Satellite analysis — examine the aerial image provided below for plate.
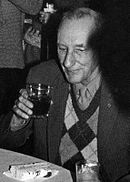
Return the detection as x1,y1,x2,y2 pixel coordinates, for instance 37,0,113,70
3,170,58,182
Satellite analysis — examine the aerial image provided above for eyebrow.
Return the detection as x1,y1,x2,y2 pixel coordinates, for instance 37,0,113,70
57,43,88,50
75,44,84,47
75,44,88,50
57,43,66,47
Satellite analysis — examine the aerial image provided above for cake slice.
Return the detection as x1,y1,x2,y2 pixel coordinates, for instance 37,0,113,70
9,162,52,180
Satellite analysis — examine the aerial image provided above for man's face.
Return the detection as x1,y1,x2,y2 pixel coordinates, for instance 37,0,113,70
57,17,98,85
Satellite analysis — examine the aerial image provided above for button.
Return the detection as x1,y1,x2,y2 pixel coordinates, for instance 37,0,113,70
107,103,111,108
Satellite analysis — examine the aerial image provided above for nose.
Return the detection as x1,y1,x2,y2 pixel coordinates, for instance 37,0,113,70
63,51,75,68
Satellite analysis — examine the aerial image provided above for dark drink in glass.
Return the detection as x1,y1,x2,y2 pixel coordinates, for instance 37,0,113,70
26,83,52,118
29,95,51,117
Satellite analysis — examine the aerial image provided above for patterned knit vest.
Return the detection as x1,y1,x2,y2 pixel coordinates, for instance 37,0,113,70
58,86,101,173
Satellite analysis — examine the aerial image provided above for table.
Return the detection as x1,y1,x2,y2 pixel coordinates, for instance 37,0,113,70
0,148,73,182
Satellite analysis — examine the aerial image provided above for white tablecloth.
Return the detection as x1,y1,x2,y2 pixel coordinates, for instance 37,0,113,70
0,148,73,182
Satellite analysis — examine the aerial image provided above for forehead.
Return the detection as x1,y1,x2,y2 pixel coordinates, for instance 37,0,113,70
57,16,96,46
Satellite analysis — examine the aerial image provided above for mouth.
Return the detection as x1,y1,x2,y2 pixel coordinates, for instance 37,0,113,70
66,69,81,74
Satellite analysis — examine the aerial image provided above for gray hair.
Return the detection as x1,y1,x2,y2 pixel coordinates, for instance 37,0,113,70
58,7,104,33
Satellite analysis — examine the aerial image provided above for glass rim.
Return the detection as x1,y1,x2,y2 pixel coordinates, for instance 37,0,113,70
26,83,53,89
76,159,99,166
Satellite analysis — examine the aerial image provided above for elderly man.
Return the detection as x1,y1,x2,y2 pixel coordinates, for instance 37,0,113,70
0,7,130,182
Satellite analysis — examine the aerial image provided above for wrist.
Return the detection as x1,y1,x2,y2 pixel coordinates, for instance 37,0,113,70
10,115,28,132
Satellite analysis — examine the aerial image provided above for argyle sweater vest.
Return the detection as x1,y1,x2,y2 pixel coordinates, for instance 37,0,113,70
58,87,101,173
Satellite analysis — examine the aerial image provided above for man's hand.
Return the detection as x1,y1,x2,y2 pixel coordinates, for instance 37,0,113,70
10,89,34,131
13,89,33,119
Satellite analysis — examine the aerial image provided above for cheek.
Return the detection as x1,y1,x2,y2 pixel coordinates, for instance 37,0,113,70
82,62,93,77
58,52,65,64
83,54,96,70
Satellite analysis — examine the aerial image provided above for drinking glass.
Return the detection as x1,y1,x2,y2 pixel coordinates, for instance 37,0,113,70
26,83,52,118
76,159,100,182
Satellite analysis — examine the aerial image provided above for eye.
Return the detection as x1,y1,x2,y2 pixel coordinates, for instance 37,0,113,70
58,45,67,54
74,48,86,56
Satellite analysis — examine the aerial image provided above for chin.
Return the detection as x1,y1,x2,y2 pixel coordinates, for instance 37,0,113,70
66,77,81,84
65,72,82,84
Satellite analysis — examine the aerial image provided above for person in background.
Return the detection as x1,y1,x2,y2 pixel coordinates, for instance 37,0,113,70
0,7,130,182
0,0,43,114
24,14,42,68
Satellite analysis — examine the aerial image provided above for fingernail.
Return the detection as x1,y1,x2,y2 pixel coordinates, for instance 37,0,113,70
29,110,33,115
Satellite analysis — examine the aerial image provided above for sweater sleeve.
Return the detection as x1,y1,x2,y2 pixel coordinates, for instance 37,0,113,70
8,0,43,15
0,112,33,150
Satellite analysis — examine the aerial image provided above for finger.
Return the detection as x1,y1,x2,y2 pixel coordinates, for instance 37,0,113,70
19,95,33,108
19,88,26,94
13,105,31,120
28,26,33,32
19,89,28,99
31,29,35,34
17,101,33,115
14,97,33,116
